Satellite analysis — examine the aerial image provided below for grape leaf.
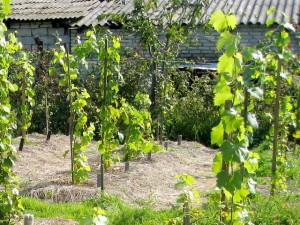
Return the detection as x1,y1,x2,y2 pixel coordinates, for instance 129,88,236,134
217,31,239,56
221,140,249,163
226,14,237,30
209,10,226,32
222,109,243,134
211,122,224,145
214,80,234,106
247,112,259,129
209,10,237,32
218,53,234,74
212,152,223,175
248,87,263,99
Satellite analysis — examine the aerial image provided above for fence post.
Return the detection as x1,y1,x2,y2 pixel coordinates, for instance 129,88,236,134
177,135,182,146
147,152,152,161
183,202,190,225
164,141,168,150
125,161,130,171
24,214,34,225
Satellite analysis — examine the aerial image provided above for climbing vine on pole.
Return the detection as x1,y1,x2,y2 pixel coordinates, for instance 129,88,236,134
0,0,24,223
50,41,95,184
209,10,260,224
262,19,298,195
73,28,159,190
15,52,35,151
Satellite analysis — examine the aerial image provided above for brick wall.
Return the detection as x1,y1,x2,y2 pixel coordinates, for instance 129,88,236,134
9,22,299,61
72,24,299,62
7,21,71,51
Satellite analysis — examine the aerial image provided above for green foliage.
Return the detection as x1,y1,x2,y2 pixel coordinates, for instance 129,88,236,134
73,28,157,179
257,21,299,195
251,193,300,224
50,41,95,184
209,10,237,32
166,74,219,146
102,0,208,142
209,10,261,224
0,2,23,223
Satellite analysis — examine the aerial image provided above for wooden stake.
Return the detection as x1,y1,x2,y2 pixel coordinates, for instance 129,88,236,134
19,70,26,151
177,135,182,145
46,130,52,141
147,152,152,161
66,44,74,184
164,141,168,150
183,202,190,225
220,100,232,222
271,60,281,196
24,214,34,225
19,138,25,151
100,154,104,190
125,161,130,171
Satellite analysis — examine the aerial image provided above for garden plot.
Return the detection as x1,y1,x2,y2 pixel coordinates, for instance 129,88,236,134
13,134,216,209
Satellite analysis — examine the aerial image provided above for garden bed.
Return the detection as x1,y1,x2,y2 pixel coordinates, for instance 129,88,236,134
13,134,217,209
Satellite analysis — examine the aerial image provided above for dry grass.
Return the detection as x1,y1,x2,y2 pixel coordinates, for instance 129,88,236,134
13,134,216,209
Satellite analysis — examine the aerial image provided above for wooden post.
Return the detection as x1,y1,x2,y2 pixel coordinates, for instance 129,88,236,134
164,141,168,150
97,154,105,190
19,138,25,151
45,91,50,140
183,202,190,225
19,70,26,151
97,173,101,188
177,135,182,145
100,154,104,190
271,60,282,196
147,152,152,161
125,161,130,171
46,130,52,141
66,44,75,184
220,100,232,222
24,214,34,225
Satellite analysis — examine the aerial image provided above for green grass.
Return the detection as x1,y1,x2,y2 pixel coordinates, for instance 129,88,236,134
250,193,300,225
21,197,93,221
22,193,180,225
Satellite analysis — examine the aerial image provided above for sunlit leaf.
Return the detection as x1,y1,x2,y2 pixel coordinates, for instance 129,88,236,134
211,122,224,145
212,153,223,175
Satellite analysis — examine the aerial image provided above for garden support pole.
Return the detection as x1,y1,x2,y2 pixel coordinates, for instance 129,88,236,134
177,135,182,146
183,202,190,225
19,70,26,151
220,100,232,222
24,214,34,225
66,45,74,184
99,38,109,191
271,60,281,196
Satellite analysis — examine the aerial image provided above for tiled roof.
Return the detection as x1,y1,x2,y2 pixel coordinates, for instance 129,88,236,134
8,0,300,26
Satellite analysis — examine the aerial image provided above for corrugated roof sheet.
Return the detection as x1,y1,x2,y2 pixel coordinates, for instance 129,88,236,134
200,0,299,25
74,0,300,26
74,0,135,27
8,0,300,26
9,0,97,21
